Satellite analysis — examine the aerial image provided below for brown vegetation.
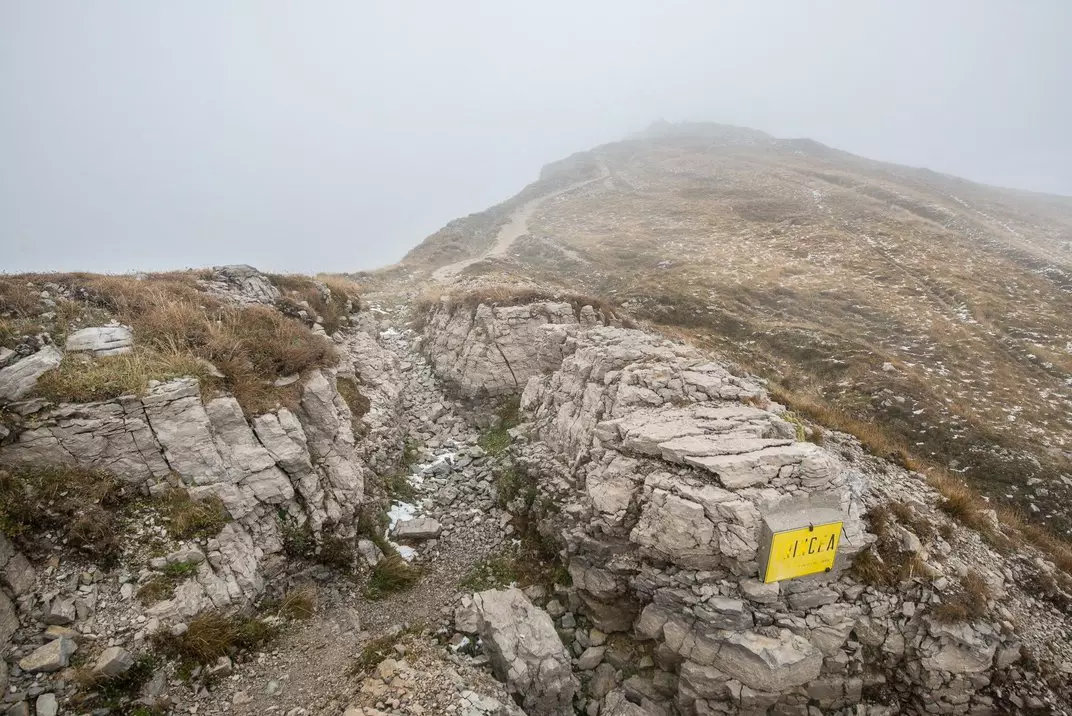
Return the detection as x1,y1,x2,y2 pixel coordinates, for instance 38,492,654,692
6,271,338,415
149,611,277,665
269,273,361,335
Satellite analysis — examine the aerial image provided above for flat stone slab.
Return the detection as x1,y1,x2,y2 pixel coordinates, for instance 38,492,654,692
393,517,442,540
65,325,134,356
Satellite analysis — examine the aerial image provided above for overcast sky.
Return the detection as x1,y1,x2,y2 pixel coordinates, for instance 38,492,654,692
2,1,1070,274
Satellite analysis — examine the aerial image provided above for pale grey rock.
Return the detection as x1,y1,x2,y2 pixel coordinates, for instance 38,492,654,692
65,325,133,356
204,265,281,305
92,646,135,676
43,597,76,625
470,588,577,715
422,300,584,398
357,538,384,566
19,637,77,673
710,629,822,692
602,690,653,716
3,551,35,596
740,579,780,605
576,645,606,670
0,345,62,402
35,694,58,716
393,517,442,540
455,595,481,634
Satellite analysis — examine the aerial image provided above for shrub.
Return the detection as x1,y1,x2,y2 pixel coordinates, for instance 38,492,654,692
276,584,318,620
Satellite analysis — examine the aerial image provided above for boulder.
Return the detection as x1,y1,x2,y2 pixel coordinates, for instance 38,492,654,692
18,637,77,673
64,325,133,356
0,345,62,402
393,517,442,540
470,588,577,715
92,646,135,677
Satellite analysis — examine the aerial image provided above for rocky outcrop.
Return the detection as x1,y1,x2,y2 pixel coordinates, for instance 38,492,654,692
200,264,281,305
458,588,577,716
419,299,620,400
0,344,397,624
426,299,1039,715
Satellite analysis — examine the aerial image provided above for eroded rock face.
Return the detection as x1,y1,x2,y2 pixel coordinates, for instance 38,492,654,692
0,337,398,623
468,588,577,716
200,264,281,305
420,300,591,399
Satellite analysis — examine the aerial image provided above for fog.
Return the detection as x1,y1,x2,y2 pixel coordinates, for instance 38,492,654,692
2,1,1070,274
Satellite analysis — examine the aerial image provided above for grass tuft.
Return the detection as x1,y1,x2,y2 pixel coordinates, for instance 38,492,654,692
276,584,318,620
163,490,229,541
149,611,278,666
365,554,421,600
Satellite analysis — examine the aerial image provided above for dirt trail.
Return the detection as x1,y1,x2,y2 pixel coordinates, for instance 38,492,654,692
432,166,608,281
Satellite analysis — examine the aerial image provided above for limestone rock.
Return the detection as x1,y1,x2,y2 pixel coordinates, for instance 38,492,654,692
470,588,577,715
0,345,62,402
19,637,77,673
65,325,133,356
35,695,58,716
710,629,822,692
0,591,16,646
92,646,135,676
393,517,442,540
204,265,281,305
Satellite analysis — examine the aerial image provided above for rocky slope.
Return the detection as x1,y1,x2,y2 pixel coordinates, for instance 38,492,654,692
2,263,1072,716
396,122,1072,535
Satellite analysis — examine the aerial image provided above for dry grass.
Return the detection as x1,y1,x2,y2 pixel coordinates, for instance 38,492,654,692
768,385,919,470
34,348,212,403
149,611,277,665
7,271,337,415
269,273,360,335
933,569,992,623
365,554,421,600
276,584,318,620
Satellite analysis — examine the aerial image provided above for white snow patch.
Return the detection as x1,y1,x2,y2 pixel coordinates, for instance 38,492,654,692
387,501,418,530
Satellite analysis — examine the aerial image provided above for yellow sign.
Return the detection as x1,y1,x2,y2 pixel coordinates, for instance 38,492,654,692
763,521,843,583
